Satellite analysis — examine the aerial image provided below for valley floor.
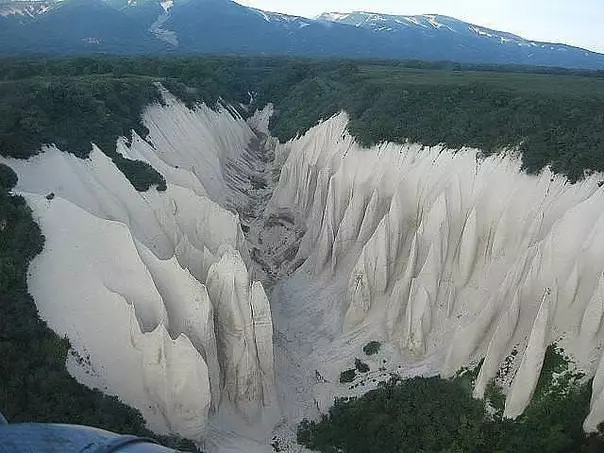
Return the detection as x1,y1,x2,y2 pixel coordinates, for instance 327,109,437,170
215,120,440,453
214,124,311,452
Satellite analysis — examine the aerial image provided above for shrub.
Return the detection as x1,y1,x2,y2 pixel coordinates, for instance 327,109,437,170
113,155,167,192
297,377,488,453
355,359,370,373
485,380,505,417
0,163,17,190
340,369,356,383
363,341,381,356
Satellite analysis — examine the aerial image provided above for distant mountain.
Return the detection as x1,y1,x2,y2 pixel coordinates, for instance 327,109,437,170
317,11,603,69
158,0,381,56
0,0,164,53
0,0,603,69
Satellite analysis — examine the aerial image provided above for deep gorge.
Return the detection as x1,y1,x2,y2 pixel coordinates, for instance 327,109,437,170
2,57,604,452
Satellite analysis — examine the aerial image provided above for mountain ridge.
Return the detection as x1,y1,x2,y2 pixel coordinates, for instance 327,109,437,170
0,0,603,69
318,10,593,51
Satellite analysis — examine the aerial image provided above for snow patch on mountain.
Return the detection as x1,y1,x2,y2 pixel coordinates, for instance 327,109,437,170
150,3,178,47
160,0,172,12
318,10,592,55
317,11,347,22
0,0,55,17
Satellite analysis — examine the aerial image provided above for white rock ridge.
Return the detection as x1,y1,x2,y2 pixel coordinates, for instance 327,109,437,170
0,91,276,443
270,112,604,431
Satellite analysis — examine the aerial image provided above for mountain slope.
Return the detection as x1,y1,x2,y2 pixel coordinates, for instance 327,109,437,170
0,0,603,69
160,0,382,57
0,0,165,54
318,11,604,68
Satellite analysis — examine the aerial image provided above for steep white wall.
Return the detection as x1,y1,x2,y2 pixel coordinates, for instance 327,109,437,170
0,93,275,443
139,87,255,205
270,112,604,431
206,250,276,417
6,89,604,447
24,193,212,440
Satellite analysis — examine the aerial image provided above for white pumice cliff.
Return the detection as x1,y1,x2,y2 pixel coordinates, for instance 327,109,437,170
270,112,604,433
0,92,277,447
4,92,604,451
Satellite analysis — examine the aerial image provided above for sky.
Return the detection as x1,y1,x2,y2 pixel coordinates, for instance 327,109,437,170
236,0,604,54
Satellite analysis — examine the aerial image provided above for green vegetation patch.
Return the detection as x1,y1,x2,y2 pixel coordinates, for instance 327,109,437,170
113,154,167,192
453,358,484,395
340,369,356,383
298,373,604,453
0,163,17,190
298,376,488,453
354,359,370,374
362,341,381,356
533,344,585,402
485,379,506,418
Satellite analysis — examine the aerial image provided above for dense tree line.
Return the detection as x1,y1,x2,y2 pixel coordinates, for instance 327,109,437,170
2,56,604,181
298,347,604,452
298,373,604,453
258,61,604,182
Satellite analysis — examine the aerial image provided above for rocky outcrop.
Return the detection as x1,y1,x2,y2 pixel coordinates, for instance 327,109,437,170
7,89,604,448
271,112,604,431
0,92,275,443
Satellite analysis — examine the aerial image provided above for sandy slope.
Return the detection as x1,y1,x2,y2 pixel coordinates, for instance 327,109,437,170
268,112,604,432
0,93,276,448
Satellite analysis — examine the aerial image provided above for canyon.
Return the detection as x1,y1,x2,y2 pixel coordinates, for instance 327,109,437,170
4,89,604,451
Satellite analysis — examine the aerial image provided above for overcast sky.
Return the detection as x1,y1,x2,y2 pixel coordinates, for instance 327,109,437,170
236,0,604,53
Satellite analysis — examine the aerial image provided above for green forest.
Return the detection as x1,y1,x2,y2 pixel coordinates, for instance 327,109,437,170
299,348,604,453
1,57,604,181
259,61,604,182
1,56,604,450
297,377,604,453
2,57,604,183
